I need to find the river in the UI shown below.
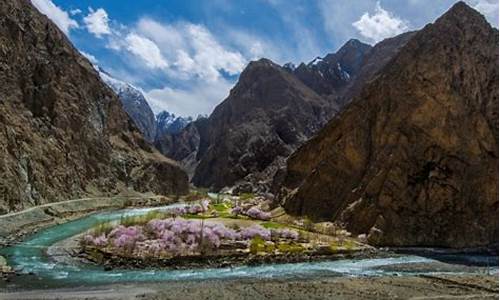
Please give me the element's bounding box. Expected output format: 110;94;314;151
1;204;497;290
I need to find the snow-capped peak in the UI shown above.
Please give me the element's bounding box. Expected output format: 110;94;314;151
309;56;323;66
156;111;193;135
156;111;176;126
283;62;296;71
97;68;146;106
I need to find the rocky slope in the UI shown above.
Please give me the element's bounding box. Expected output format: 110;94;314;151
99;69;157;142
278;2;498;248
0;0;189;214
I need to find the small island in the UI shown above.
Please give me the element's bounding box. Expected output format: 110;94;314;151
78;193;369;269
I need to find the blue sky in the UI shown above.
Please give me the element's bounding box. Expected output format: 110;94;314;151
31;0;499;117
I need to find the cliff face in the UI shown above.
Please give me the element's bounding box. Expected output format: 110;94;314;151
0;0;188;214
279;2;498;248
339;32;416;107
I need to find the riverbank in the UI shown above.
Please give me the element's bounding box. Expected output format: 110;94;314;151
1;274;498;299
0;194;177;247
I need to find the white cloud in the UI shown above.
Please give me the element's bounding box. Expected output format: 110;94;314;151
353;2;409;43
80;15;255;116
125;33;169;69
146;78;234;116
467;0;499;27
30;0;78;35
85;16;245;116
136;19;246;82
70;8;82;16
83;8;111;38
187;24;246;77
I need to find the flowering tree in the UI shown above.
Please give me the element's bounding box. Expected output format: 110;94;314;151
109;225;146;253
230;205;271;220
81;216;300;258
230;206;243;217
82;234;108;247
240;225;271;240
245;207;271;221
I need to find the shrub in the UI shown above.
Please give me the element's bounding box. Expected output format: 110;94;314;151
260;222;285;229
271;228;299;240
92;222;114;236
119;210;168;227
277;242;304;254
249;236;265;254
239;193;255;201
303;217;315;232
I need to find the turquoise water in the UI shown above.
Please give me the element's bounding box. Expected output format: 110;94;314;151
1;205;498;289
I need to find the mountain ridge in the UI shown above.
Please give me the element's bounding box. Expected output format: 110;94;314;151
163;32;420;192
278;1;499;248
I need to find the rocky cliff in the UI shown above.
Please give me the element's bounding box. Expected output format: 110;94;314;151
0;0;189;214
279;2;498;248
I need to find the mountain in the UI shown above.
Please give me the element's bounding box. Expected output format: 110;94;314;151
98;70;192;143
0;0;189;214
155;117;210;178
163;36;414;192
278;2;498;248
191;59;338;191
99;70;157;142
155;111;192;137
339;32;416;107
292;39;372;101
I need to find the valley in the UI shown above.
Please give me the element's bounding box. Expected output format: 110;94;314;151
0;0;497;299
